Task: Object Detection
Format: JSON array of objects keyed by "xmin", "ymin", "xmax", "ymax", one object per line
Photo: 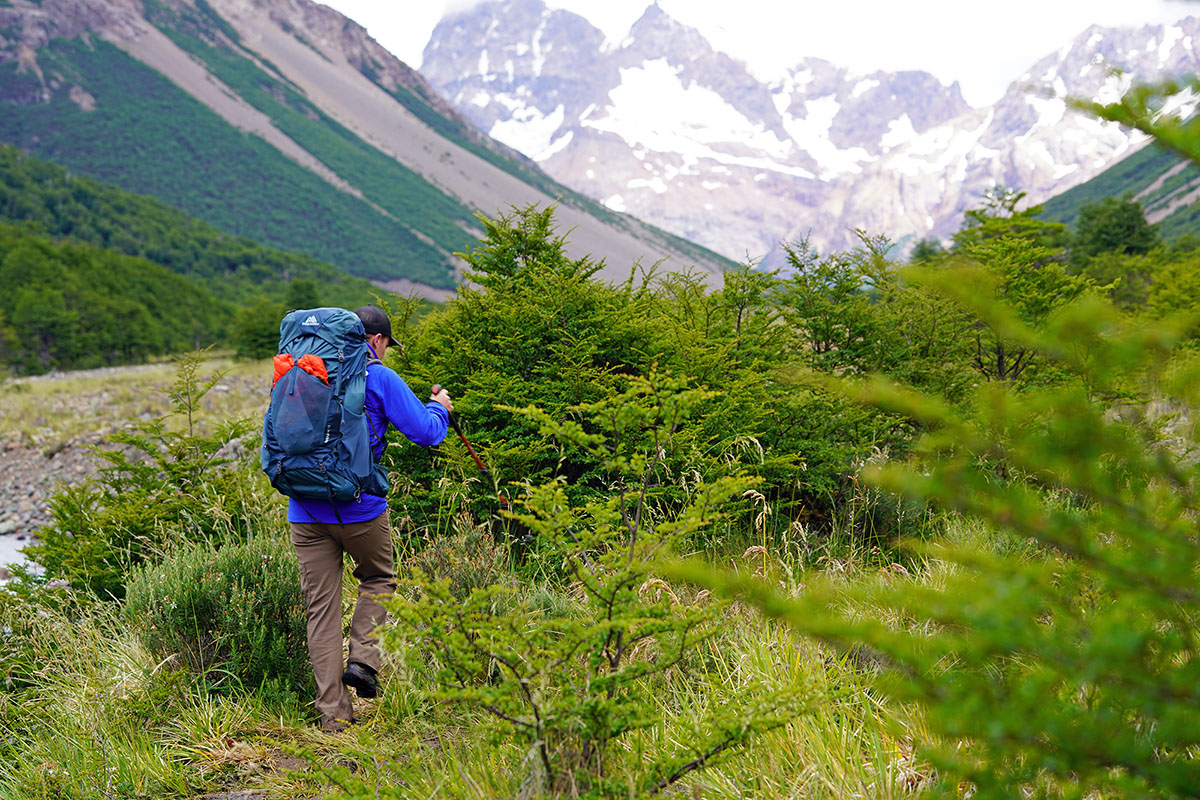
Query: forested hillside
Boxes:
[
  {"xmin": 1041, "ymin": 140, "xmax": 1200, "ymax": 242},
  {"xmin": 0, "ymin": 223, "xmax": 229, "ymax": 373},
  {"xmin": 0, "ymin": 145, "xmax": 378, "ymax": 374}
]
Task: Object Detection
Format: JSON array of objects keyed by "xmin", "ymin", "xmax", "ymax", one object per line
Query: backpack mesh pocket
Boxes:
[{"xmin": 272, "ymin": 368, "xmax": 332, "ymax": 455}]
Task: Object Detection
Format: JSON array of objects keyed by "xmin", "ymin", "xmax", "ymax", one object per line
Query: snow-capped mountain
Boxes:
[{"xmin": 422, "ymin": 1, "xmax": 1200, "ymax": 263}]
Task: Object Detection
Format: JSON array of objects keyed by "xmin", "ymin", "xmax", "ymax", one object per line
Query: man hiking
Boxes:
[{"xmin": 285, "ymin": 304, "xmax": 452, "ymax": 733}]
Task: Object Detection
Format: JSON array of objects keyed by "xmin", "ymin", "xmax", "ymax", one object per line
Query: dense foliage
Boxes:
[
  {"xmin": 0, "ymin": 144, "xmax": 374, "ymax": 302},
  {"xmin": 388, "ymin": 374, "xmax": 803, "ymax": 795},
  {"xmin": 680, "ymin": 291, "xmax": 1200, "ymax": 798},
  {"xmin": 383, "ymin": 207, "xmax": 914, "ymax": 548},
  {"xmin": 0, "ymin": 222, "xmax": 229, "ymax": 373}
]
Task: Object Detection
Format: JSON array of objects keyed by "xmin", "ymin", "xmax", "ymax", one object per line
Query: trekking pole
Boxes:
[{"xmin": 431, "ymin": 384, "xmax": 488, "ymax": 476}]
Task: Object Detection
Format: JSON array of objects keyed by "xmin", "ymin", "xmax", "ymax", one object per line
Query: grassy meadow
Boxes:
[{"xmin": 0, "ymin": 355, "xmax": 268, "ymax": 449}]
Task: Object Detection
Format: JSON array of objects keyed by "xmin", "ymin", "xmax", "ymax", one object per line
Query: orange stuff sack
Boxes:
[
  {"xmin": 272, "ymin": 353, "xmax": 294, "ymax": 387},
  {"xmin": 296, "ymin": 354, "xmax": 329, "ymax": 385}
]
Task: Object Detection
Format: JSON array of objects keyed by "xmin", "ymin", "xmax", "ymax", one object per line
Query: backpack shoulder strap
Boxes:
[{"xmin": 364, "ymin": 358, "xmax": 387, "ymax": 457}]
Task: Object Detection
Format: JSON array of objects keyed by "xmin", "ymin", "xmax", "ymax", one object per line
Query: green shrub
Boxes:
[
  {"xmin": 22, "ymin": 349, "xmax": 266, "ymax": 599},
  {"xmin": 402, "ymin": 516, "xmax": 511, "ymax": 601},
  {"xmin": 676, "ymin": 287, "xmax": 1200, "ymax": 798},
  {"xmin": 387, "ymin": 206, "xmax": 908, "ymax": 549},
  {"xmin": 124, "ymin": 533, "xmax": 310, "ymax": 698},
  {"xmin": 385, "ymin": 372, "xmax": 806, "ymax": 796}
]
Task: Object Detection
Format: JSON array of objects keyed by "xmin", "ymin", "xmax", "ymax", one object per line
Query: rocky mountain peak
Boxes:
[{"xmin": 423, "ymin": 7, "xmax": 1200, "ymax": 263}]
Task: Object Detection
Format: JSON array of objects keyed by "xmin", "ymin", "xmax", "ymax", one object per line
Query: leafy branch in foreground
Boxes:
[
  {"xmin": 671, "ymin": 284, "xmax": 1200, "ymax": 798},
  {"xmin": 381, "ymin": 372, "xmax": 809, "ymax": 796},
  {"xmin": 1074, "ymin": 76, "xmax": 1200, "ymax": 169}
]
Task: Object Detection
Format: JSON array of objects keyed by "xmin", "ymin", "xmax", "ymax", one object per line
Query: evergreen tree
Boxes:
[{"xmin": 1072, "ymin": 196, "xmax": 1160, "ymax": 262}]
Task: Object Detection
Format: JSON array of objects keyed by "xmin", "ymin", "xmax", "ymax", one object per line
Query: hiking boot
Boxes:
[
  {"xmin": 320, "ymin": 715, "xmax": 354, "ymax": 734},
  {"xmin": 342, "ymin": 661, "xmax": 379, "ymax": 699}
]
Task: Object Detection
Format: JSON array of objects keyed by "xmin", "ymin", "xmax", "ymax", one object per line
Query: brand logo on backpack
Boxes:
[{"xmin": 260, "ymin": 307, "xmax": 389, "ymax": 506}]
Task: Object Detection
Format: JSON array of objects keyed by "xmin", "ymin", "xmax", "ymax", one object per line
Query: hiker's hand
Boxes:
[{"xmin": 430, "ymin": 385, "xmax": 454, "ymax": 414}]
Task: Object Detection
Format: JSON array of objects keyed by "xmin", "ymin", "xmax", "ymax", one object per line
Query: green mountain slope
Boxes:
[
  {"xmin": 0, "ymin": 37, "xmax": 463, "ymax": 288},
  {"xmin": 0, "ymin": 143, "xmax": 385, "ymax": 374},
  {"xmin": 0, "ymin": 143, "xmax": 374, "ymax": 306},
  {"xmin": 0, "ymin": 221, "xmax": 232, "ymax": 373},
  {"xmin": 0, "ymin": 0, "xmax": 735, "ymax": 292},
  {"xmin": 1041, "ymin": 141, "xmax": 1200, "ymax": 240}
]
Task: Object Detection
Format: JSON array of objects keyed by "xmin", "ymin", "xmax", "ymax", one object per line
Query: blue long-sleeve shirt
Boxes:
[{"xmin": 289, "ymin": 359, "xmax": 448, "ymax": 524}]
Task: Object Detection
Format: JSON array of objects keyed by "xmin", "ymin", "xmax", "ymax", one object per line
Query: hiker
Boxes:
[{"xmin": 277, "ymin": 305, "xmax": 452, "ymax": 733}]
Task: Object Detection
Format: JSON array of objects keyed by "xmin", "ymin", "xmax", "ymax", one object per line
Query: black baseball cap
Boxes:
[{"xmin": 354, "ymin": 305, "xmax": 393, "ymax": 346}]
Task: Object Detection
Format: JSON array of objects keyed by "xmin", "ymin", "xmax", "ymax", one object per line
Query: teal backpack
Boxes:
[{"xmin": 260, "ymin": 307, "xmax": 387, "ymax": 505}]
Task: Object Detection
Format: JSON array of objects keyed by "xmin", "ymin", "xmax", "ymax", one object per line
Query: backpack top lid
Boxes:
[{"xmin": 278, "ymin": 307, "xmax": 366, "ymax": 352}]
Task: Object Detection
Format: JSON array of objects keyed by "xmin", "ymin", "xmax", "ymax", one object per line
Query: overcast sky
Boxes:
[{"xmin": 321, "ymin": 0, "xmax": 1197, "ymax": 107}]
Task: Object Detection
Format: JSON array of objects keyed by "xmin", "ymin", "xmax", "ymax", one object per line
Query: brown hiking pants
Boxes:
[{"xmin": 290, "ymin": 514, "xmax": 394, "ymax": 726}]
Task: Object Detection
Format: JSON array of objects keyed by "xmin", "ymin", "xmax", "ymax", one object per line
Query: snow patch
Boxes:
[
  {"xmin": 538, "ymin": 130, "xmax": 574, "ymax": 161},
  {"xmin": 771, "ymin": 90, "xmax": 791, "ymax": 116},
  {"xmin": 790, "ymin": 68, "xmax": 814, "ymax": 86},
  {"xmin": 1159, "ymin": 25, "xmax": 1183, "ymax": 65},
  {"xmin": 489, "ymin": 103, "xmax": 567, "ymax": 160},
  {"xmin": 1018, "ymin": 96, "xmax": 1066, "ymax": 142},
  {"xmin": 880, "ymin": 114, "xmax": 917, "ymax": 149},
  {"xmin": 477, "ymin": 49, "xmax": 489, "ymax": 76},
  {"xmin": 885, "ymin": 109, "xmax": 994, "ymax": 180},
  {"xmin": 851, "ymin": 78, "xmax": 880, "ymax": 98},
  {"xmin": 470, "ymin": 90, "xmax": 489, "ymax": 108},
  {"xmin": 583, "ymin": 59, "xmax": 816, "ymax": 179},
  {"xmin": 531, "ymin": 18, "xmax": 548, "ymax": 76},
  {"xmin": 777, "ymin": 94, "xmax": 871, "ymax": 178},
  {"xmin": 1097, "ymin": 71, "xmax": 1135, "ymax": 105},
  {"xmin": 627, "ymin": 176, "xmax": 668, "ymax": 193},
  {"xmin": 604, "ymin": 193, "xmax": 625, "ymax": 212},
  {"xmin": 1054, "ymin": 163, "xmax": 1079, "ymax": 179}
]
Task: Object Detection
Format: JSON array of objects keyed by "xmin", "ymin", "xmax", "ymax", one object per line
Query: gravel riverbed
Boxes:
[
  {"xmin": 0, "ymin": 358, "xmax": 267, "ymax": 576},
  {"xmin": 0, "ymin": 438, "xmax": 96, "ymax": 572}
]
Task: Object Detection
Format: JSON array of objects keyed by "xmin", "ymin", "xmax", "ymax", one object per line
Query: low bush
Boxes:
[
  {"xmin": 385, "ymin": 372, "xmax": 808, "ymax": 796},
  {"xmin": 402, "ymin": 514, "xmax": 512, "ymax": 601},
  {"xmin": 124, "ymin": 533, "xmax": 311, "ymax": 699},
  {"xmin": 22, "ymin": 349, "xmax": 266, "ymax": 599}
]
